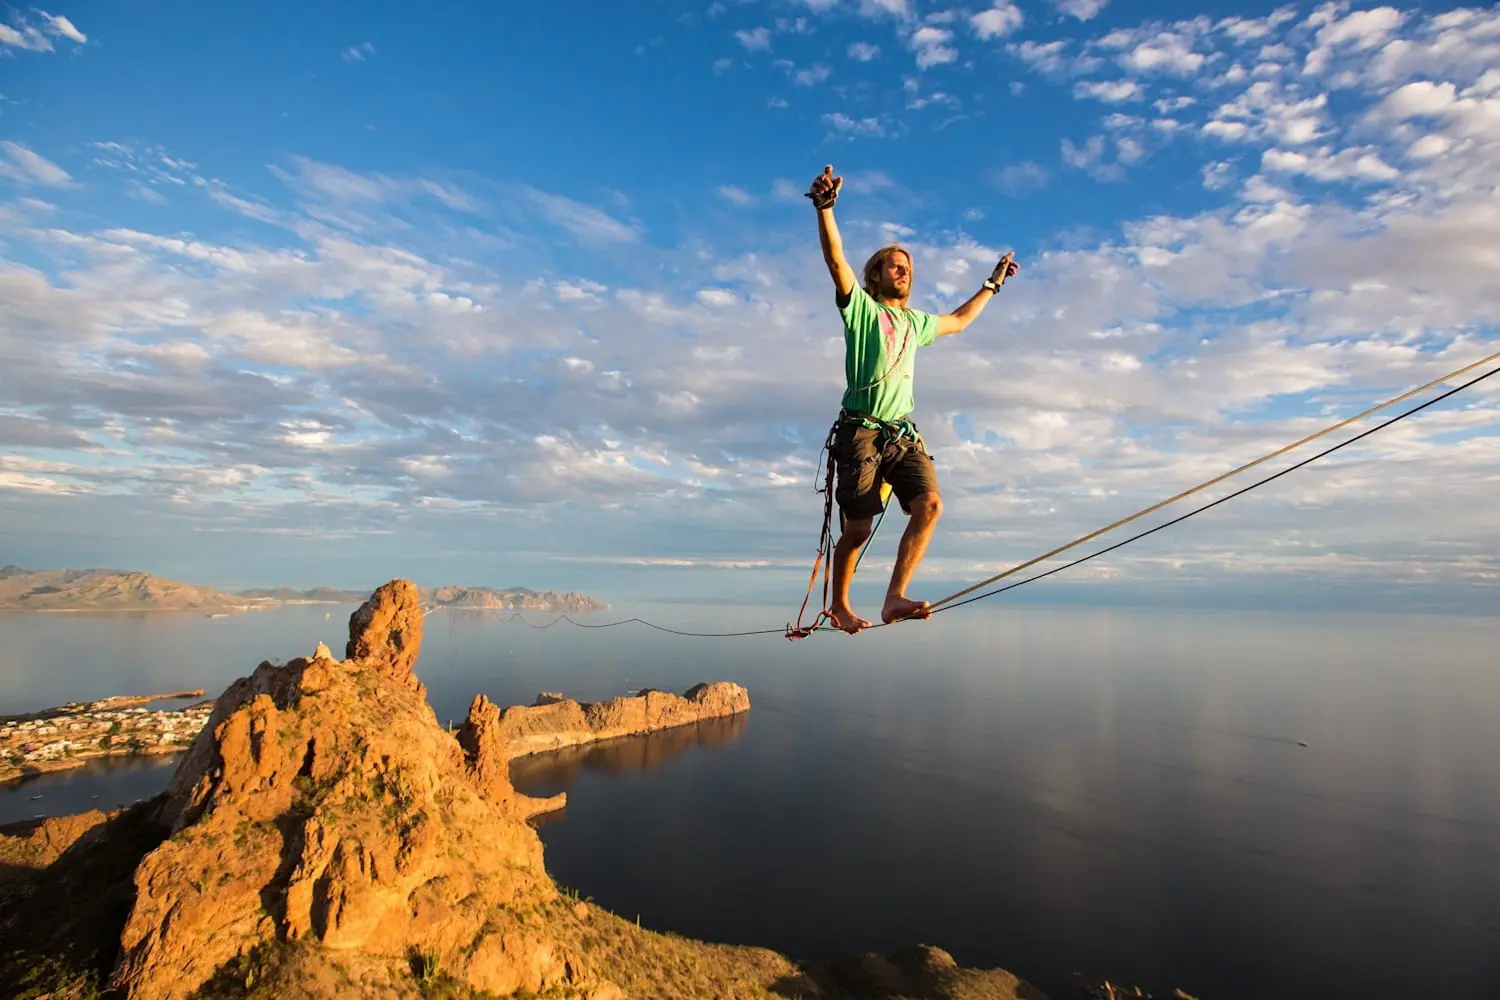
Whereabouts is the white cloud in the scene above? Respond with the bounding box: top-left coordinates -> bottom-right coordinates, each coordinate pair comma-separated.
1121,32 -> 1207,75
522,188 -> 641,243
128,183 -> 169,205
848,41 -> 881,61
994,161 -> 1047,196
823,112 -> 890,137
1061,135 -> 1124,180
910,26 -> 957,69
1373,80 -> 1458,119
859,0 -> 911,19
1202,160 -> 1236,189
1305,6 -> 1408,76
696,288 -> 738,308
717,185 -> 755,206
1261,145 -> 1400,183
1405,134 -> 1450,160
342,41 -> 375,61
0,11 -> 86,52
39,12 -> 87,43
1075,79 -> 1143,103
1011,40 -> 1095,76
1056,0 -> 1108,22
971,3 -> 1024,40
0,142 -> 73,187
0,22 -> 51,52
1467,69 -> 1500,97
794,63 -> 832,86
1317,6 -> 1406,49
1116,135 -> 1145,164
735,27 -> 772,52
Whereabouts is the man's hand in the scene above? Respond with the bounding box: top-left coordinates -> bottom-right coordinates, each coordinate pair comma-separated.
985,252 -> 1020,290
938,251 -> 1021,336
807,164 -> 843,211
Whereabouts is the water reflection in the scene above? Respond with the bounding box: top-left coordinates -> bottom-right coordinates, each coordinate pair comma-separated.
510,712 -> 749,803
0,754 -> 181,825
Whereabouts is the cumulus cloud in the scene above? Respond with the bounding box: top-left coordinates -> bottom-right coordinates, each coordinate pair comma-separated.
993,161 -> 1048,196
859,0 -> 911,20
735,27 -> 772,52
910,26 -> 958,69
793,63 -> 832,86
847,41 -> 881,61
1075,79 -> 1143,103
971,3 -> 1024,40
823,112 -> 891,137
1060,0 -> 1109,20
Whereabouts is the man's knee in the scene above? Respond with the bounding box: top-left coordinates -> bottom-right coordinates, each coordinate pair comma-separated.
840,516 -> 875,546
910,492 -> 942,523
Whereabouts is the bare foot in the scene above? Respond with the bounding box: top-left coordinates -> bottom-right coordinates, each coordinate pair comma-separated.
828,605 -> 870,634
881,594 -> 931,624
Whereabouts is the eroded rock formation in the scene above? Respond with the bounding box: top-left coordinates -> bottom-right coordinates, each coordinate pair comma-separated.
109,580 -> 602,1000
499,681 -> 751,759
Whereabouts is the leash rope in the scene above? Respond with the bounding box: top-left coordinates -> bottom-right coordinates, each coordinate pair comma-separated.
925,347 -> 1500,612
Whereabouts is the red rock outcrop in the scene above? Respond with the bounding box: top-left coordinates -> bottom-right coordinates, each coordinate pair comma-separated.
499,681 -> 751,759
344,578 -> 425,695
109,580 -> 604,1000
458,693 -> 566,818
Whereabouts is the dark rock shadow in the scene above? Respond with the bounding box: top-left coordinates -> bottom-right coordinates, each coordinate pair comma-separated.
0,798 -> 169,998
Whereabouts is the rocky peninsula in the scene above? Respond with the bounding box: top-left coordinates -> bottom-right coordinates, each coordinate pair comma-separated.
0,580 -> 1191,999
498,683 -> 750,759
0,678 -> 743,787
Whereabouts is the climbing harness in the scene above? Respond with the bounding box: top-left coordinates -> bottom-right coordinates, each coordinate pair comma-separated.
433,349 -> 1500,640
786,409 -> 925,639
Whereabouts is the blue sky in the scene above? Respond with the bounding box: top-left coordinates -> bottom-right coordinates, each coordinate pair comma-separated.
2,1 -> 1498,614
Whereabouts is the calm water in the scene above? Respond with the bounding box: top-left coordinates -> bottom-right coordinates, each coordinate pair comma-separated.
2,602 -> 1498,999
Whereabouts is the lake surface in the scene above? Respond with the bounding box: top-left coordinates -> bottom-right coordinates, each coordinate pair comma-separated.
2,601 -> 1497,999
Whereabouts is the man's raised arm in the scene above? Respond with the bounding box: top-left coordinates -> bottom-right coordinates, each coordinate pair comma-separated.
808,165 -> 857,301
936,251 -> 1020,336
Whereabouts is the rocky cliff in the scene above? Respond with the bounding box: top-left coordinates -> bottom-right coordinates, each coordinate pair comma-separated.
0,579 -> 1063,1000
499,683 -> 750,759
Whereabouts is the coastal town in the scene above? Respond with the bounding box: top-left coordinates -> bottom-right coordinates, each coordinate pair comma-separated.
1,691 -> 211,783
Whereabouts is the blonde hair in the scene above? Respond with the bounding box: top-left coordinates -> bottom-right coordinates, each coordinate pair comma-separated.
862,244 -> 913,298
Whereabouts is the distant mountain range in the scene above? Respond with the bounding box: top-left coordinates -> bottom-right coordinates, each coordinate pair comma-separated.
0,567 -> 608,613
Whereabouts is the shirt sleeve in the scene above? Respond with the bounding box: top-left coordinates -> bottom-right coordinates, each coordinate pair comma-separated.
838,285 -> 876,332
913,309 -> 939,347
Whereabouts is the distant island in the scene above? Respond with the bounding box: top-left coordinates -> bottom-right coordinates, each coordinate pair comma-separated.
0,566 -> 608,614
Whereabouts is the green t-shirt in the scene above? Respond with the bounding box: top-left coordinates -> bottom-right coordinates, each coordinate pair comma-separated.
838,285 -> 939,422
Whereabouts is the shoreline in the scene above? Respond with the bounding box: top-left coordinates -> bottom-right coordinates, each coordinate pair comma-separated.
1,692 -> 212,786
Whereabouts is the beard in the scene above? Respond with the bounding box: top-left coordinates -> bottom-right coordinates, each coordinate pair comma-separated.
879,276 -> 910,302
